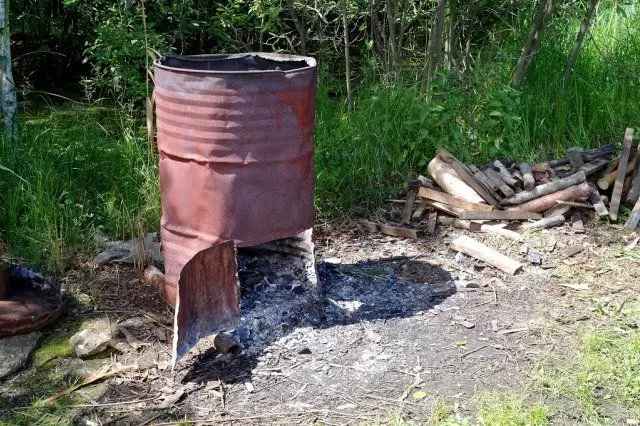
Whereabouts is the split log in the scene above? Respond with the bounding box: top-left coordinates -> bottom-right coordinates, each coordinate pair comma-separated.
507,182 -> 591,213
484,167 -> 515,197
459,210 -> 542,221
359,221 -> 422,239
571,212 -> 585,234
542,204 -> 572,218
437,217 -> 522,240
411,201 -> 428,221
418,187 -> 493,212
450,236 -> 523,274
493,160 -> 518,187
426,210 -> 437,234
597,155 -> 636,191
519,163 -> 535,190
609,127 -> 635,221
567,147 -> 584,169
588,184 -> 608,217
549,144 -> 617,168
501,171 -> 586,206
520,215 -> 565,231
428,157 -> 485,204
436,148 -> 500,206
473,169 -> 501,195
402,188 -> 417,223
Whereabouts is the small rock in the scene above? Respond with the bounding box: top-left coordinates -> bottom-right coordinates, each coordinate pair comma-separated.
491,320 -> 499,332
412,365 -> 423,373
0,332 -> 41,379
527,252 -> 542,265
70,329 -> 111,357
298,347 -> 312,355
323,257 -> 342,265
458,320 -> 475,329
519,245 -> 528,254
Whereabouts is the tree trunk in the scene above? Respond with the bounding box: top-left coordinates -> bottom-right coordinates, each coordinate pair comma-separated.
0,0 -> 17,141
557,0 -> 599,96
341,0 -> 352,110
423,0 -> 447,91
511,0 -> 554,90
284,0 -> 307,56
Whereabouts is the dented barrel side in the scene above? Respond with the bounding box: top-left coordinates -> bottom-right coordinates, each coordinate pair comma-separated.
154,53 -> 317,306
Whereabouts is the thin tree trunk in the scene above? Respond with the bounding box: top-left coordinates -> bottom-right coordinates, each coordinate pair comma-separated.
284,0 -> 307,55
0,0 -> 17,141
385,0 -> 398,76
423,0 -> 447,91
559,0 -> 599,95
341,0 -> 352,110
511,0 -> 554,90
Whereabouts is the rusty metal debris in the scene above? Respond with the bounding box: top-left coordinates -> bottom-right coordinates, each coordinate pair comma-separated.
0,265 -> 66,338
173,241 -> 240,364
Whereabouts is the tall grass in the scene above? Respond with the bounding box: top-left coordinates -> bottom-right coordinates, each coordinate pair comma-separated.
0,104 -> 160,271
1,3 -> 639,271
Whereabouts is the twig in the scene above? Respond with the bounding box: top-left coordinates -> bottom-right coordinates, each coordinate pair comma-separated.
460,345 -> 488,359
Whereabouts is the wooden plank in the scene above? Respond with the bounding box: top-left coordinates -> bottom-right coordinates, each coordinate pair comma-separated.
501,171 -> 586,206
588,183 -> 608,217
424,200 -> 463,217
411,201 -> 428,221
402,188 -> 417,223
459,210 -> 542,221
418,187 -> 493,212
610,128 -> 635,221
359,220 -> 422,239
450,236 -> 523,275
426,210 -> 437,234
436,148 -> 500,206
624,196 -> 640,229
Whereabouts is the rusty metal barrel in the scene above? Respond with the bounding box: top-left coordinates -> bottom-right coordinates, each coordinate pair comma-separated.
154,53 -> 317,306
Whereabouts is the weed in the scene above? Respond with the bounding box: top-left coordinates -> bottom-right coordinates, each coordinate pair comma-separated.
475,392 -> 550,426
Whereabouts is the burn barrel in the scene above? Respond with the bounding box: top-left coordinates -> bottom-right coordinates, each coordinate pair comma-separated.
154,53 -> 317,306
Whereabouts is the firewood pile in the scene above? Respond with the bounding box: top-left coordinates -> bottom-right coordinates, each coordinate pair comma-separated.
360,128 -> 640,275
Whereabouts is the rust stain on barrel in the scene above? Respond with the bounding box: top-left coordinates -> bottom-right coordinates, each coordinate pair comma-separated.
154,53 -> 317,306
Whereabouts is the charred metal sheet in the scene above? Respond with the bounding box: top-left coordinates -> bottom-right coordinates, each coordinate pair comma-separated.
154,53 -> 317,306
172,241 -> 240,364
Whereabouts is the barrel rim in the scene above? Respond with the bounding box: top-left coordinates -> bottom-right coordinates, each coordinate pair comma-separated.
154,52 -> 316,75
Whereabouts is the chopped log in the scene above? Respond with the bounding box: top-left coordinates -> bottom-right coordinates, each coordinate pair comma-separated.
501,171 -> 586,206
507,182 -> 591,213
519,163 -> 535,190
409,175 -> 434,189
533,170 -> 550,184
473,169 -> 501,195
556,200 -> 593,209
485,167 -> 515,197
548,167 -> 559,181
567,147 -> 585,169
359,220 -> 422,239
571,212 -> 585,234
428,157 -> 485,204
601,195 -> 609,205
459,210 -> 542,221
624,196 -> 640,229
588,184 -> 608,217
437,215 -> 482,231
532,163 -> 550,172
426,210 -> 437,234
520,215 -> 566,231
437,216 -> 522,240
425,200 -> 463,217
412,201 -> 428,221
418,187 -> 493,212
512,170 -> 524,188
609,128 -> 635,221
597,155 -> 636,191
402,188 -> 417,223
579,157 -> 609,177
493,160 -> 518,187
542,204 -> 572,218
450,236 -> 523,275
436,148 -> 500,206
549,144 -> 617,168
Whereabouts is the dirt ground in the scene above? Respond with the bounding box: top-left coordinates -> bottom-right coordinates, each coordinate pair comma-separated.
1,212 -> 639,425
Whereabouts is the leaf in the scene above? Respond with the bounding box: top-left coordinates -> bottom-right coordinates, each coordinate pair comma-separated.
412,390 -> 427,400
455,340 -> 467,347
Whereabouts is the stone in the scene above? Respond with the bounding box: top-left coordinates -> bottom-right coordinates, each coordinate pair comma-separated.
527,252 -> 542,265
70,329 -> 111,357
0,332 -> 41,379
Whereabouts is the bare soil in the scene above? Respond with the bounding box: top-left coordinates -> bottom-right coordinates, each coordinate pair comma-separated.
1,212 -> 639,425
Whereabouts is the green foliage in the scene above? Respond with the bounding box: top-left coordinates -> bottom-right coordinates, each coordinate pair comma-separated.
476,393 -> 549,426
